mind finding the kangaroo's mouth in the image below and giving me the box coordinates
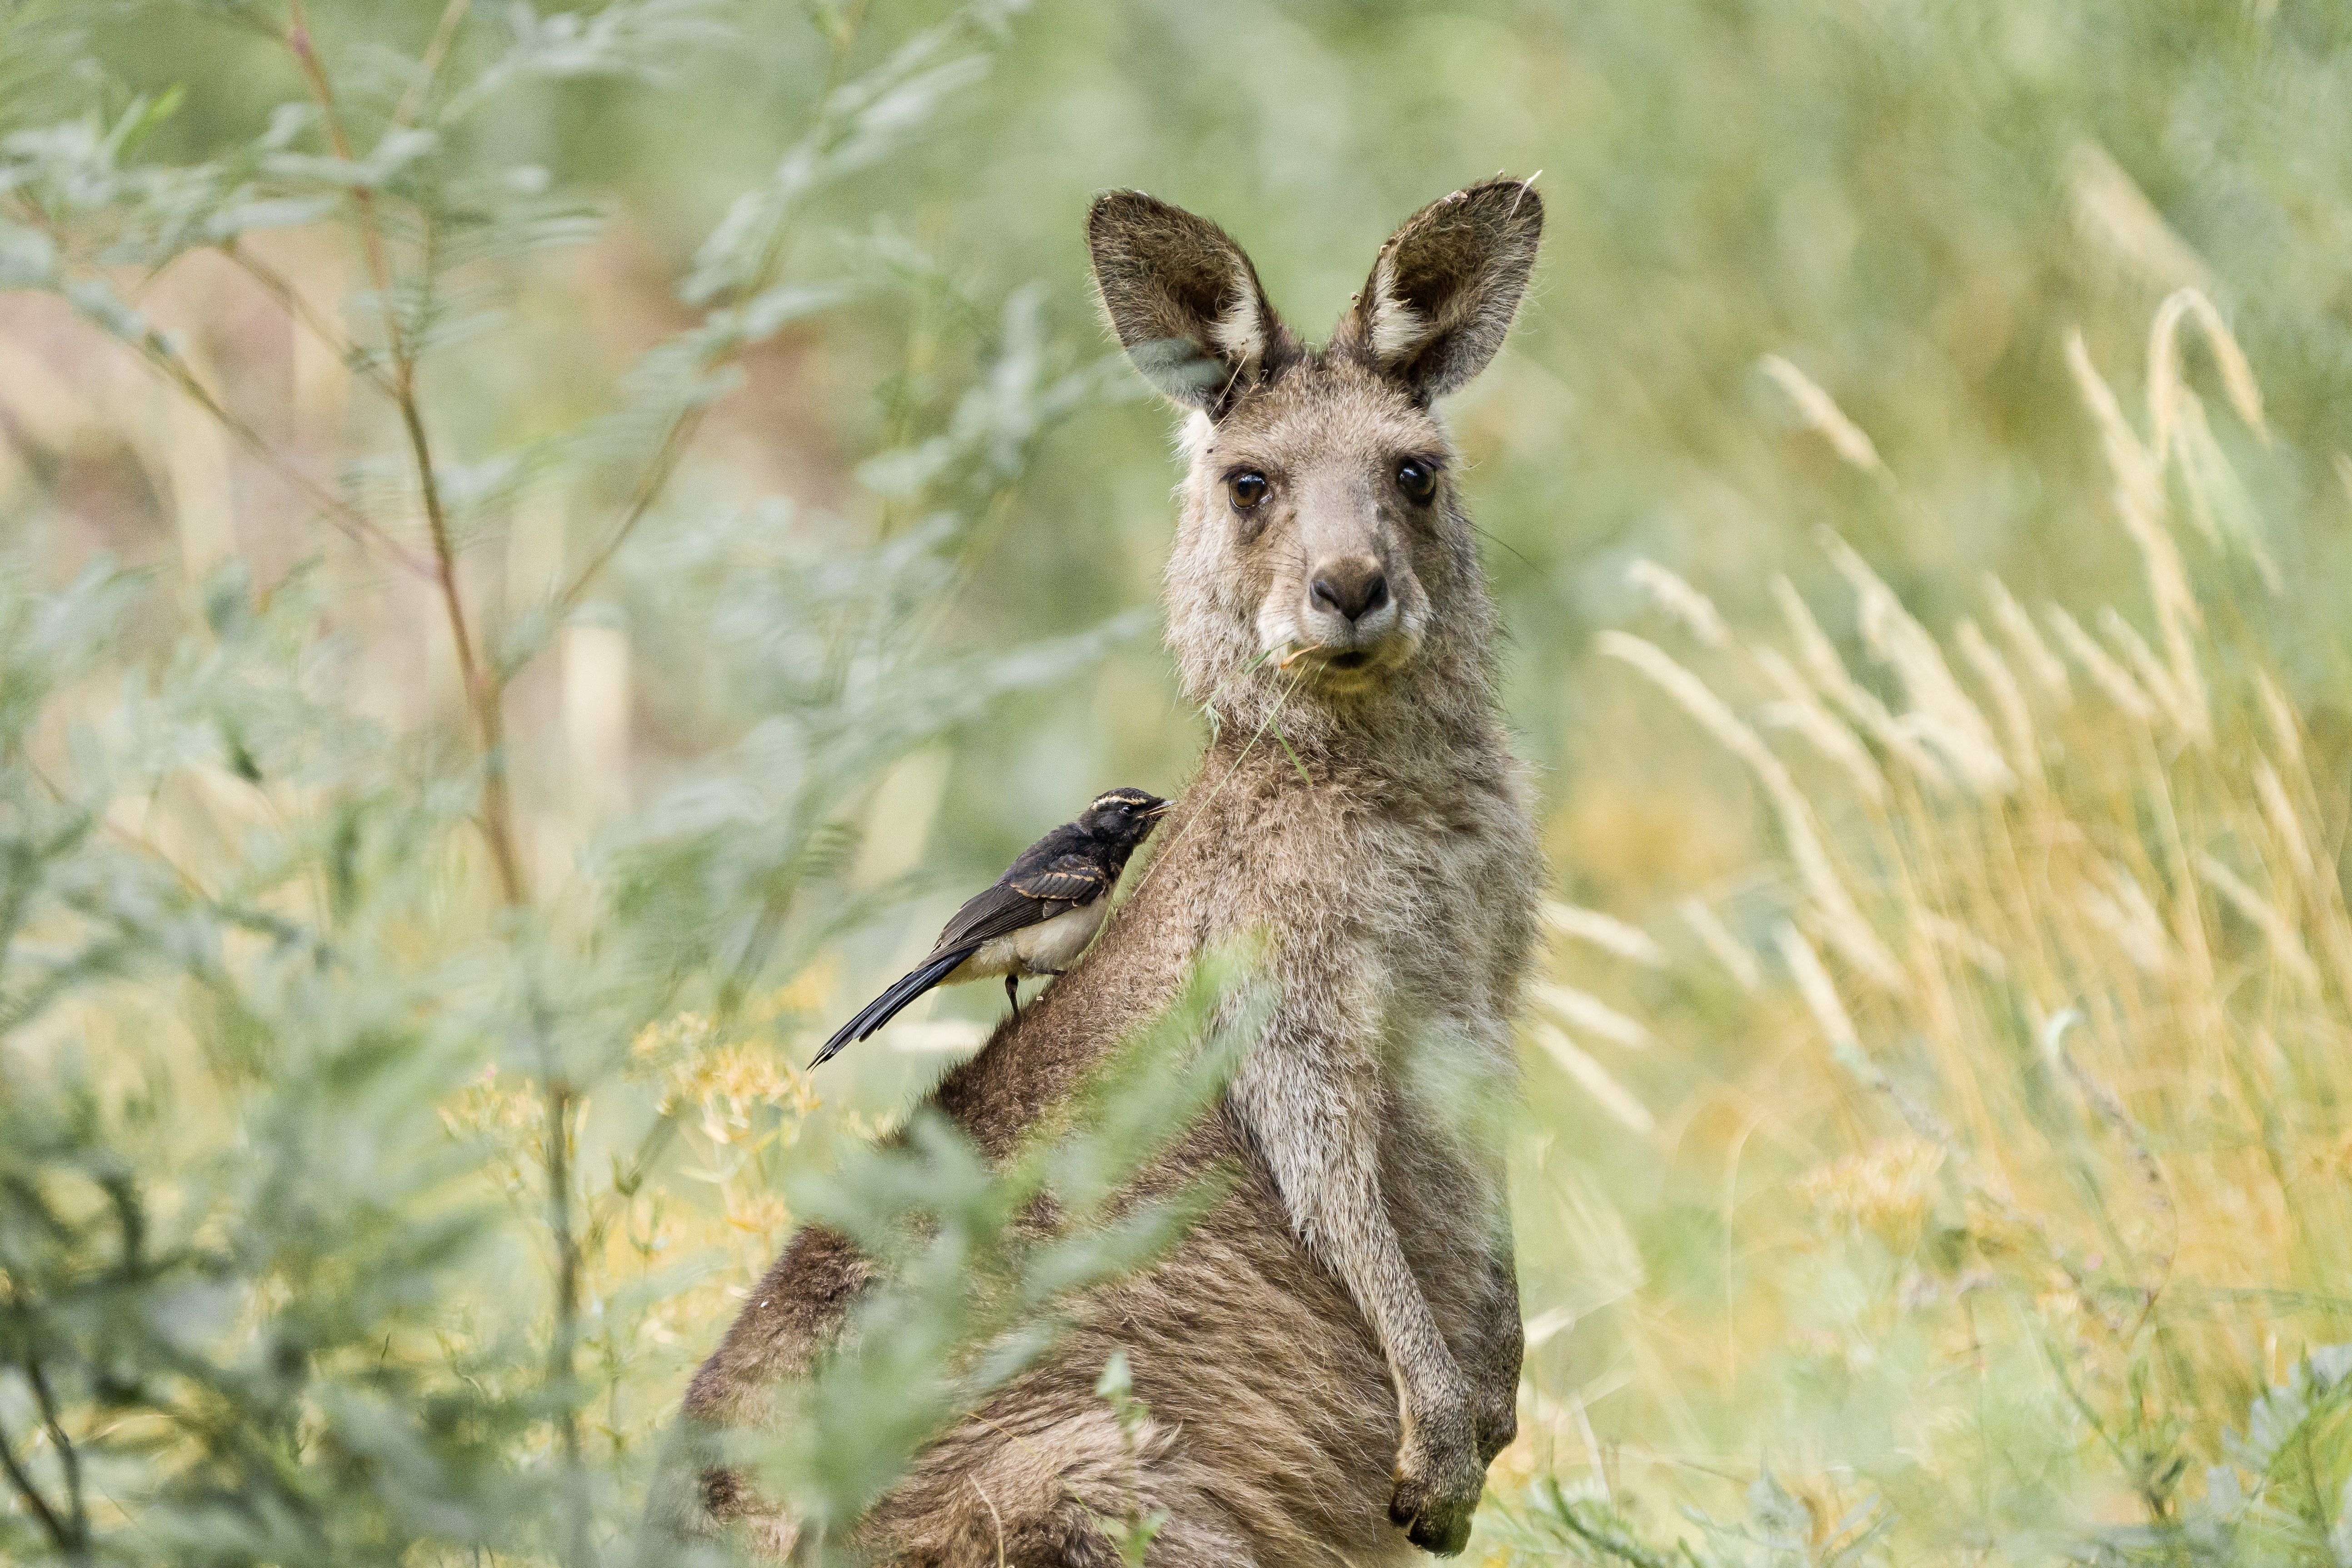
[1298,641,1397,691]
[1268,630,1413,690]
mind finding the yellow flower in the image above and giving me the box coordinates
[627,1004,821,1129]
[438,1074,541,1139]
[631,1009,716,1069]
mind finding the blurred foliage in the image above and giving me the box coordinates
[6,0,2352,1563]
[0,0,1215,1559]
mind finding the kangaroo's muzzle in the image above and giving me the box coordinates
[1300,552,1405,672]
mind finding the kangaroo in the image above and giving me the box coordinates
[662,180,1544,1565]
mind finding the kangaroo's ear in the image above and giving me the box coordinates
[1089,190,1287,417]
[1343,179,1543,403]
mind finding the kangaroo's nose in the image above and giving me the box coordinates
[1310,560,1390,624]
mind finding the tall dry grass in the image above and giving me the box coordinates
[1499,293,2352,1561]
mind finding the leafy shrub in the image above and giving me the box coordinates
[0,1,1203,1562]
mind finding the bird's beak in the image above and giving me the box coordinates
[1141,799,1174,819]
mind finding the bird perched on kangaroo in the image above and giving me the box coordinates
[657,177,1544,1564]
[809,788,1170,1066]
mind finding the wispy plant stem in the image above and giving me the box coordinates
[218,239,397,400]
[0,1356,86,1562]
[130,327,426,570]
[0,1418,70,1558]
[0,179,424,571]
[392,0,474,129]
[282,0,395,335]
[2,184,417,569]
[556,403,703,615]
[542,1069,589,1567]
[410,389,524,905]
[22,1358,85,1552]
[283,0,524,905]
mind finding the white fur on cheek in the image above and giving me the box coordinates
[1257,598,1303,659]
[1390,607,1428,666]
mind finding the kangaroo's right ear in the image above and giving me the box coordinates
[1343,179,1543,404]
[1089,190,1286,418]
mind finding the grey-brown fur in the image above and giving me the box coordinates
[659,180,1545,1565]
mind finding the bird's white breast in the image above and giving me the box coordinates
[950,902,1108,983]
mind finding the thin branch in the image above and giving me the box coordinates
[0,1406,72,1558]
[393,0,474,129]
[284,0,398,324]
[554,402,704,614]
[218,240,398,401]
[22,1358,86,1548]
[546,1079,578,1383]
[403,375,525,905]
[556,2,876,611]
[538,1056,589,1568]
[577,1115,680,1260]
[134,333,428,573]
[284,0,524,904]
[1,195,424,574]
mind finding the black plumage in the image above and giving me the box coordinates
[808,788,1169,1067]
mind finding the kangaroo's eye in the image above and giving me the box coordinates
[1396,459,1438,504]
[1228,471,1269,510]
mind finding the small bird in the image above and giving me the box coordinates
[808,787,1172,1068]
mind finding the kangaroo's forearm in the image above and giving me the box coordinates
[1232,1041,1472,1427]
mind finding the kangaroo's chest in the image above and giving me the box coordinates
[1200,780,1539,1031]
[1371,821,1525,988]
[1345,784,1539,1029]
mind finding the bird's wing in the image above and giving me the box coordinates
[1007,856,1109,904]
[929,880,1048,951]
[929,852,1106,952]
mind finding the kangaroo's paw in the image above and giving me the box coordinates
[1388,1412,1485,1556]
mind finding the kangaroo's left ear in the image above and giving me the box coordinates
[1089,189,1289,418]
[1341,179,1543,403]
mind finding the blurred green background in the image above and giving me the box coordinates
[55,0,2352,894]
[10,0,2352,1562]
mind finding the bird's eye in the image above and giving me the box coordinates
[1228,471,1268,510]
[1396,459,1438,504]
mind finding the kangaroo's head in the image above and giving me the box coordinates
[1089,180,1541,744]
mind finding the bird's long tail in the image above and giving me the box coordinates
[808,946,979,1068]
